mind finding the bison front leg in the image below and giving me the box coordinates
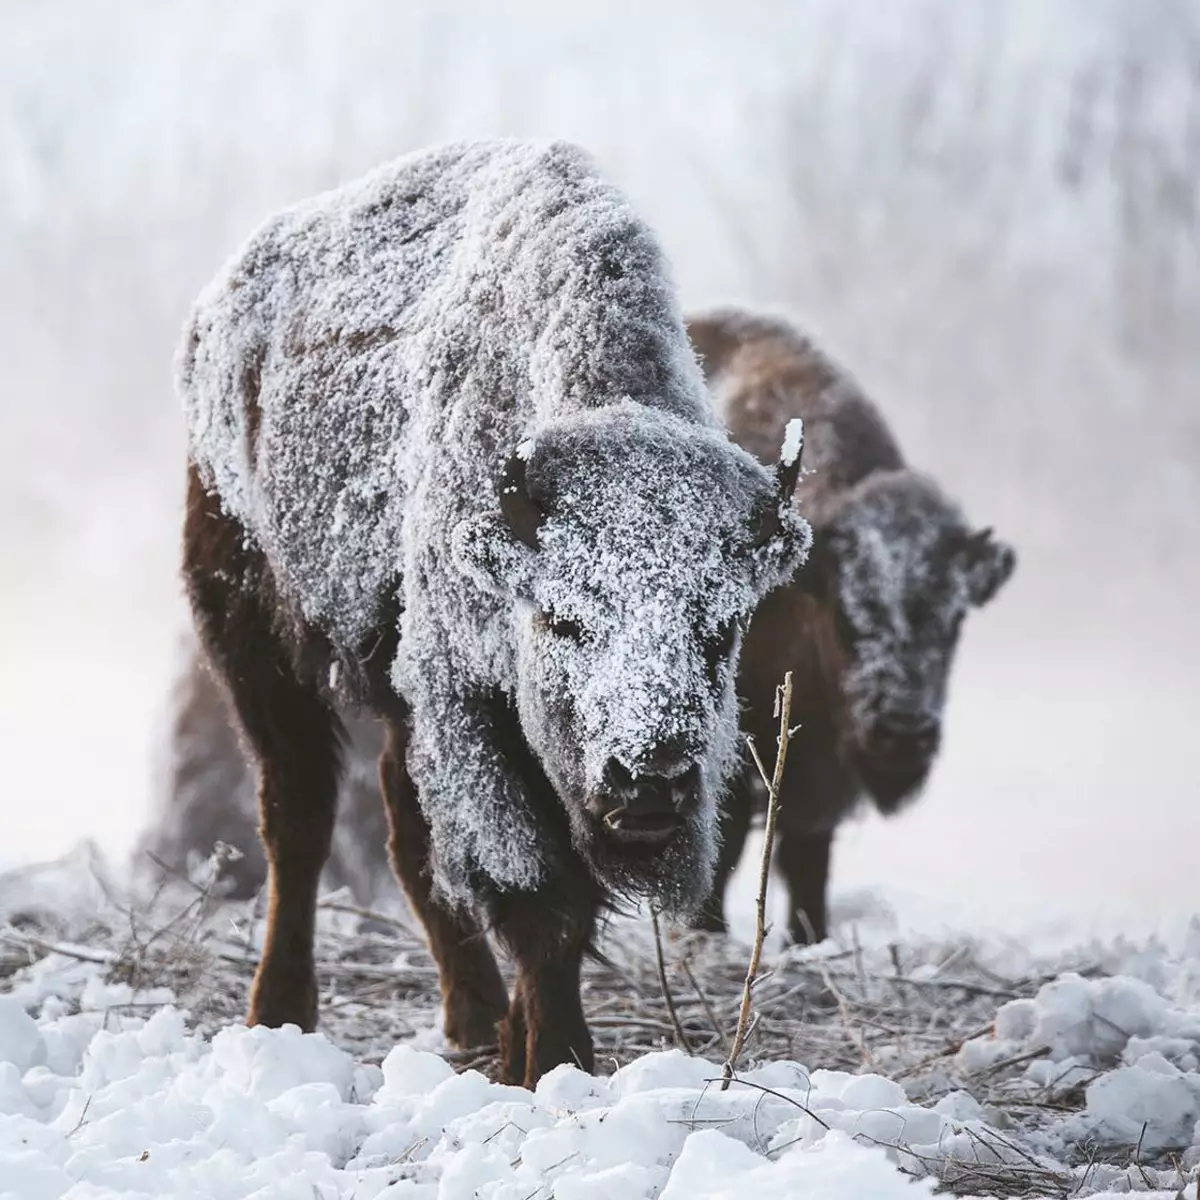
[776,827,833,945]
[378,717,509,1050]
[491,878,600,1087]
[403,671,590,1084]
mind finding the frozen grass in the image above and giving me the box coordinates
[4,846,1200,1196]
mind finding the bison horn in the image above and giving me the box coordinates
[752,419,805,547]
[498,449,543,549]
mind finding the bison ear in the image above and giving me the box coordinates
[962,527,1016,607]
[498,448,543,550]
[751,418,805,548]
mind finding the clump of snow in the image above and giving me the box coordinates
[181,140,808,909]
[959,970,1200,1161]
[780,416,804,467]
[0,998,43,1075]
[1079,1054,1200,1153]
[661,1128,933,1199]
[991,972,1176,1062]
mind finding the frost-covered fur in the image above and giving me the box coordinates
[688,308,1015,941]
[133,630,389,905]
[180,142,807,915]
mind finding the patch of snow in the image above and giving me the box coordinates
[4,903,1200,1195]
[780,416,804,468]
[0,1008,953,1199]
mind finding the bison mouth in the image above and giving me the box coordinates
[855,754,932,814]
[851,714,940,814]
[589,760,701,850]
[601,806,685,845]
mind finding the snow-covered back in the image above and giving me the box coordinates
[696,308,1013,789]
[180,140,808,907]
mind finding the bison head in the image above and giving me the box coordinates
[453,404,809,911]
[799,471,1015,814]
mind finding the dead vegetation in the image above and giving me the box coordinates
[0,677,1191,1196]
[5,838,1189,1197]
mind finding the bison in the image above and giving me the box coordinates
[179,142,809,1085]
[686,308,1015,944]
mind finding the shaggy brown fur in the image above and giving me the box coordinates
[135,632,390,904]
[687,309,1015,943]
[181,466,525,1063]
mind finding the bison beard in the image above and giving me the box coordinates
[179,142,808,1085]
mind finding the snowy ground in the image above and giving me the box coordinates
[4,858,1200,1198]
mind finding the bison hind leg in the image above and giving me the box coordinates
[183,463,342,1032]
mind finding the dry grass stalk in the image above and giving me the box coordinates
[2,833,1177,1197]
[651,906,692,1053]
[722,669,794,1090]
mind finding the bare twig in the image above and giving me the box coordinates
[722,671,794,1090]
[681,955,728,1054]
[711,1074,831,1132]
[651,907,692,1054]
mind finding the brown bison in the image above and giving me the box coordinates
[177,143,808,1085]
[687,308,1015,943]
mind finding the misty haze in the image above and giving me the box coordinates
[2,5,1200,1195]
[4,0,1195,937]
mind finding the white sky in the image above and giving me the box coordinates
[1,0,1196,942]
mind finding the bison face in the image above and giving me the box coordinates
[454,404,809,911]
[800,471,1014,814]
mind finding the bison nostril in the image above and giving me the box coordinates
[603,757,636,793]
[638,735,694,778]
[624,777,674,817]
[669,762,701,802]
[873,714,940,758]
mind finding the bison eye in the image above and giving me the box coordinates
[703,616,740,684]
[538,611,585,642]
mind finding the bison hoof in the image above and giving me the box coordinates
[786,918,827,947]
[248,961,318,1032]
[444,990,507,1051]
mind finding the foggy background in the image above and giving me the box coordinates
[2,0,1197,940]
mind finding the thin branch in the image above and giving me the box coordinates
[651,906,692,1054]
[681,955,728,1054]
[722,671,794,1090]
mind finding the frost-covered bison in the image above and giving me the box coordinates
[179,142,809,1084]
[687,308,1015,942]
[133,629,390,905]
